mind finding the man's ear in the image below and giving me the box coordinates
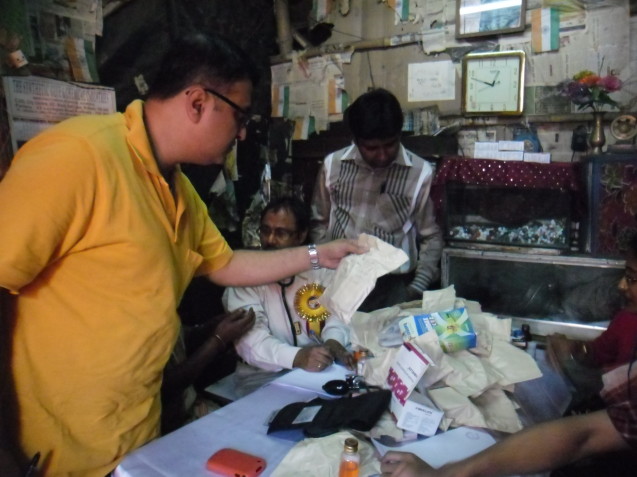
[298,228,309,244]
[184,88,206,123]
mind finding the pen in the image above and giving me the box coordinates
[24,451,40,477]
[308,329,322,345]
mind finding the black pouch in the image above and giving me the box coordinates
[267,390,391,438]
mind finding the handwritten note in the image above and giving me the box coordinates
[408,60,455,102]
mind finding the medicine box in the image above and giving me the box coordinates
[386,342,432,405]
[386,342,443,436]
[390,391,444,437]
[399,308,477,353]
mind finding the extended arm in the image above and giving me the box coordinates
[207,240,363,287]
[381,410,629,477]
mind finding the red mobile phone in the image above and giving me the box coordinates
[206,448,267,477]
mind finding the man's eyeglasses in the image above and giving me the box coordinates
[258,225,296,241]
[204,88,257,129]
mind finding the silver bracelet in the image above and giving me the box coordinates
[307,244,320,270]
[213,334,226,350]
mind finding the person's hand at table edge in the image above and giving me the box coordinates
[381,451,437,477]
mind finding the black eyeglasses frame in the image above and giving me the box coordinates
[204,88,257,128]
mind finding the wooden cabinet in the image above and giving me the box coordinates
[582,154,637,257]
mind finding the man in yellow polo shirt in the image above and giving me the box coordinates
[0,32,362,476]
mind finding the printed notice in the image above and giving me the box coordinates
[3,75,116,153]
[407,60,455,102]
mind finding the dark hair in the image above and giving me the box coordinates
[344,88,403,140]
[260,196,310,235]
[148,32,259,99]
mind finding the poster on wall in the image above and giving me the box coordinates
[2,75,115,154]
[23,0,103,82]
[270,54,350,137]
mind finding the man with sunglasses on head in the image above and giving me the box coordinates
[0,33,363,477]
[310,88,443,312]
[223,197,355,396]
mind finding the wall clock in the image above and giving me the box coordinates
[462,50,525,116]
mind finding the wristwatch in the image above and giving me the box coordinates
[307,244,320,270]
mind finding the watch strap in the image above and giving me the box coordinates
[307,244,320,270]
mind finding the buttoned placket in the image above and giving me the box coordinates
[130,143,186,243]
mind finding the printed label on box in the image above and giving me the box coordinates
[386,342,433,405]
[390,391,444,437]
[399,308,477,353]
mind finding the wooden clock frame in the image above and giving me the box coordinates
[461,50,525,116]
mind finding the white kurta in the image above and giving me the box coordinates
[223,269,350,371]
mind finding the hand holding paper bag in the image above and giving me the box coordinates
[321,234,409,323]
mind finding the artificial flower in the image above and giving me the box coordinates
[558,69,623,112]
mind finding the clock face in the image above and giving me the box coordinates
[462,51,525,115]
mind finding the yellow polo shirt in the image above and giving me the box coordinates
[0,100,232,476]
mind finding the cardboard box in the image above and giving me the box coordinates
[390,391,444,437]
[399,307,477,353]
[386,342,433,404]
[386,342,443,436]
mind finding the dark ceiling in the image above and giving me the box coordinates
[98,0,282,112]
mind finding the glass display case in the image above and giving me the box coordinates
[444,184,572,249]
[431,157,585,252]
[442,247,625,339]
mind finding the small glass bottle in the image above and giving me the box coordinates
[354,349,368,376]
[338,437,360,477]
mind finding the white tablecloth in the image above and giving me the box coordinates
[114,365,350,477]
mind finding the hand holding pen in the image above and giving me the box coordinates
[310,330,356,371]
[292,332,334,372]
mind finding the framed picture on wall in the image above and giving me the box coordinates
[456,0,527,39]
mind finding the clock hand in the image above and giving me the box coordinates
[471,77,494,86]
[488,70,501,86]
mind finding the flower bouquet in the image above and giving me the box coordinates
[558,69,623,112]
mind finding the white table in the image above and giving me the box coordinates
[114,366,350,477]
[114,359,564,477]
